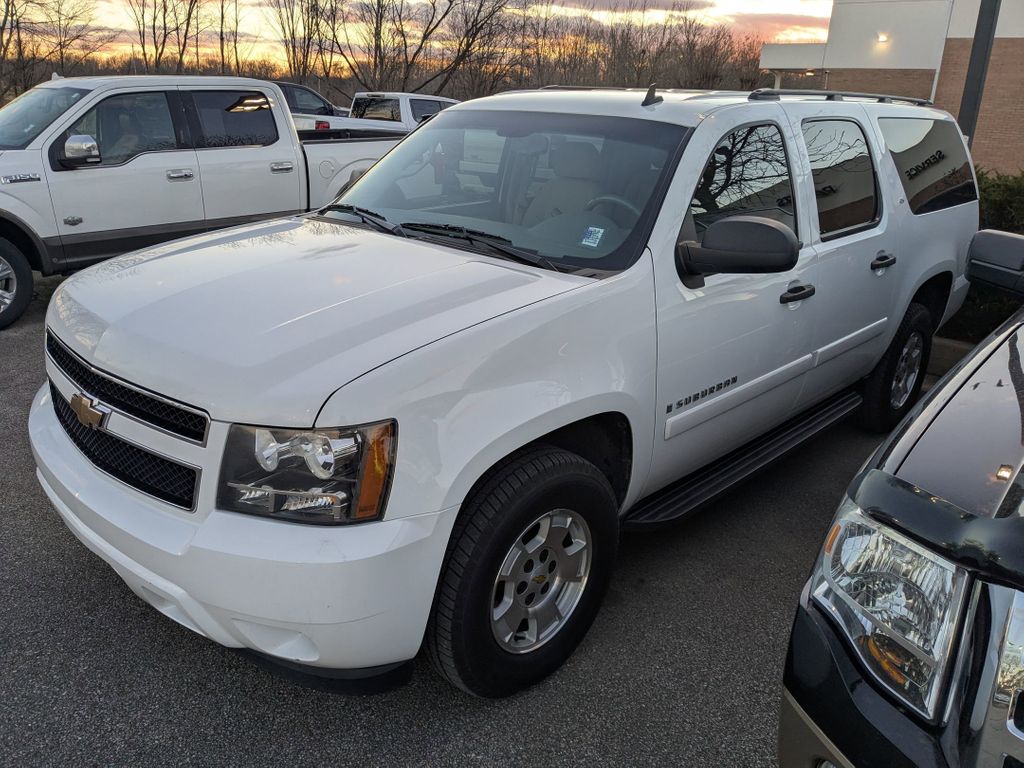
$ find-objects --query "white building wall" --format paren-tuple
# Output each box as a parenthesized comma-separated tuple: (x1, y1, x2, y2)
(759, 43, 826, 70)
(823, 0, 953, 69)
(947, 0, 1024, 37)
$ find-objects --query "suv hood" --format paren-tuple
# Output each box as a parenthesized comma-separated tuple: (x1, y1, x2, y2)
(47, 217, 589, 426)
(849, 316, 1024, 591)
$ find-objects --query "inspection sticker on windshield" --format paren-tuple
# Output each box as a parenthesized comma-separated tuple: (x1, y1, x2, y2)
(580, 226, 604, 248)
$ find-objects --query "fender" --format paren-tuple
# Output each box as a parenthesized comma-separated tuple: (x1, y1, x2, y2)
(0, 200, 62, 275)
(316, 255, 659, 519)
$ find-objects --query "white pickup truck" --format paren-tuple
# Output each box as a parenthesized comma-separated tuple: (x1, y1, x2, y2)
(0, 76, 402, 328)
(281, 88, 458, 136)
(31, 87, 979, 697)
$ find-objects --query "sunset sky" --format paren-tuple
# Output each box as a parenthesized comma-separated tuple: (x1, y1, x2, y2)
(91, 0, 833, 64)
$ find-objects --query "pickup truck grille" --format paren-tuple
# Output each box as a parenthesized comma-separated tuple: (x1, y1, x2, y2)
(46, 332, 208, 443)
(50, 382, 199, 510)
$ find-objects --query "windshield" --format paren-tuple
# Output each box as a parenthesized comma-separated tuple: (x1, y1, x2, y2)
(327, 109, 688, 273)
(0, 86, 89, 150)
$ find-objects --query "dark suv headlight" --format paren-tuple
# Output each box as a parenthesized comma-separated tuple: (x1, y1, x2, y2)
(217, 421, 396, 525)
(811, 498, 968, 719)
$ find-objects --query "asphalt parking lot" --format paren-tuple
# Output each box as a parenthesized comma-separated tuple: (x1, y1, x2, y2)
(0, 278, 883, 767)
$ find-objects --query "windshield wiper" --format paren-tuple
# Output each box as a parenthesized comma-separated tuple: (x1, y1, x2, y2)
(321, 204, 408, 237)
(400, 222, 568, 273)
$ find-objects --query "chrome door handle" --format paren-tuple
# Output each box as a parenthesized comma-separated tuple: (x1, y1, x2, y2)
(871, 251, 897, 270)
(166, 168, 194, 181)
(270, 161, 294, 174)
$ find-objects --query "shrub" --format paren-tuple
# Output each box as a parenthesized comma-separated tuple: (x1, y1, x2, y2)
(938, 168, 1024, 344)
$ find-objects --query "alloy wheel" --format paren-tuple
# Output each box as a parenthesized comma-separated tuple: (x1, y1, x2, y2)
(490, 509, 592, 654)
(0, 254, 16, 314)
(890, 330, 924, 410)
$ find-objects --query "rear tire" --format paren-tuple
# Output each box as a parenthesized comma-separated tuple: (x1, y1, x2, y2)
(0, 238, 33, 331)
(859, 302, 933, 433)
(427, 446, 619, 697)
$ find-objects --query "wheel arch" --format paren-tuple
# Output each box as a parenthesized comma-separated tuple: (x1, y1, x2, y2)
(910, 270, 953, 330)
(0, 209, 56, 274)
(460, 411, 635, 513)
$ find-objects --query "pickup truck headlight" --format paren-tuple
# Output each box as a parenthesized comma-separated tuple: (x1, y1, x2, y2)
(217, 421, 396, 525)
(811, 498, 967, 719)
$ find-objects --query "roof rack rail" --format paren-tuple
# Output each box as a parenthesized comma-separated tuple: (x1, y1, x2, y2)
(540, 84, 632, 91)
(748, 88, 932, 106)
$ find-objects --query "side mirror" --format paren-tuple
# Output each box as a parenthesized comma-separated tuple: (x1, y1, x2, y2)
(339, 167, 366, 195)
(62, 134, 100, 168)
(967, 229, 1024, 296)
(677, 216, 799, 283)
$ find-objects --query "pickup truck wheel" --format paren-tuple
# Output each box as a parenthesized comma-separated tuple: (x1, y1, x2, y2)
(859, 302, 933, 433)
(0, 238, 32, 331)
(427, 446, 618, 697)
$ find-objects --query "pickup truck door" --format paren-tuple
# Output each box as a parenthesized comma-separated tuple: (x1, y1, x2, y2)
(183, 86, 304, 225)
(781, 102, 899, 406)
(42, 88, 205, 268)
(646, 106, 820, 493)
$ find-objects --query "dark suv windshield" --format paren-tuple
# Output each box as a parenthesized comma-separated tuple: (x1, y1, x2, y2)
(0, 86, 89, 150)
(326, 109, 688, 273)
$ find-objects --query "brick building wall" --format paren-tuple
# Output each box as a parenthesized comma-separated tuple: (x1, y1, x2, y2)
(933, 38, 1024, 172)
(823, 68, 936, 100)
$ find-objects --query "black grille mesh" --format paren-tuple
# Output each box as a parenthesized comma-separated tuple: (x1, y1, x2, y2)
(50, 382, 198, 509)
(46, 333, 208, 442)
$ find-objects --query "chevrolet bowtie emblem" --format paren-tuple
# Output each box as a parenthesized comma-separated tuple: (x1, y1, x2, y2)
(69, 392, 110, 430)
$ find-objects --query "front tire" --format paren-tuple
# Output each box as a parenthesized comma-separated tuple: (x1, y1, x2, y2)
(859, 302, 933, 433)
(0, 238, 33, 331)
(427, 446, 619, 697)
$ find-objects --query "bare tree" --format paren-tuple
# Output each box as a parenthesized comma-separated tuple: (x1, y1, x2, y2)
(170, 0, 201, 72)
(38, 0, 118, 75)
(124, 0, 175, 71)
(265, 0, 319, 81)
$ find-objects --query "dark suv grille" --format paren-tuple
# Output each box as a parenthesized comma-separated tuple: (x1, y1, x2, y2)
(50, 383, 199, 509)
(46, 332, 208, 442)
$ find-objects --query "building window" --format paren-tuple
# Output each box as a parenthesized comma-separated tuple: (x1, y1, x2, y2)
(879, 118, 978, 215)
(801, 119, 879, 238)
(688, 123, 796, 241)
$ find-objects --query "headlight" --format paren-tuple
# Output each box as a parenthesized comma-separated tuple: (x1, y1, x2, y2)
(217, 421, 396, 525)
(811, 498, 968, 719)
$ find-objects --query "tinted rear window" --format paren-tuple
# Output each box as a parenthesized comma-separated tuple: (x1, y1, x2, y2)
(351, 97, 400, 122)
(878, 118, 977, 215)
(801, 119, 879, 237)
(192, 91, 278, 148)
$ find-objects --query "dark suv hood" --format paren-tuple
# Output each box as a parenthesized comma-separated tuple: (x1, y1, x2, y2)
(896, 324, 1024, 518)
(852, 313, 1024, 589)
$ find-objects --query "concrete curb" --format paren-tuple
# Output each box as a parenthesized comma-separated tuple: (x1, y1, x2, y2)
(929, 336, 974, 377)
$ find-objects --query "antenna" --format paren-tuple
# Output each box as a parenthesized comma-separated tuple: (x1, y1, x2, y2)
(641, 83, 663, 107)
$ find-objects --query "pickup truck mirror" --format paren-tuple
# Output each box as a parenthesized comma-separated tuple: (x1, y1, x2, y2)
(967, 229, 1024, 297)
(339, 167, 366, 195)
(677, 216, 800, 281)
(62, 134, 100, 168)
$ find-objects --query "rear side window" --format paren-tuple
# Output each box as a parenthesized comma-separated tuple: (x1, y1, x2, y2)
(191, 91, 278, 148)
(688, 123, 796, 241)
(410, 99, 444, 122)
(878, 118, 978, 214)
(291, 86, 331, 115)
(801, 119, 879, 238)
(351, 97, 401, 122)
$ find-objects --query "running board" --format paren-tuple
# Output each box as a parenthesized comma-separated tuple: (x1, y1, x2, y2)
(622, 389, 863, 529)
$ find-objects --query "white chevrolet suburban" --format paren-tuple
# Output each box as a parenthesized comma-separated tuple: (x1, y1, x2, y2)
(29, 87, 979, 697)
(0, 76, 402, 329)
